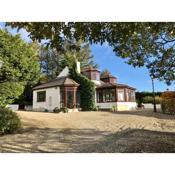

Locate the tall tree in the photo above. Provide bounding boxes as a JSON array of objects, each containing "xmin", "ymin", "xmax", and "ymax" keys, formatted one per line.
[
  {"xmin": 0, "ymin": 29, "xmax": 40, "ymax": 107},
  {"xmin": 100, "ymin": 69, "xmax": 111, "ymax": 77},
  {"xmin": 8, "ymin": 22, "xmax": 175, "ymax": 85},
  {"xmin": 39, "ymin": 40, "xmax": 98, "ymax": 81}
]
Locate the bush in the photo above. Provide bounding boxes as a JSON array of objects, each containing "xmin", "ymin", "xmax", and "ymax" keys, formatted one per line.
[
  {"xmin": 142, "ymin": 96, "xmax": 162, "ymax": 104},
  {"xmin": 155, "ymin": 96, "xmax": 162, "ymax": 104},
  {"xmin": 61, "ymin": 107, "xmax": 68, "ymax": 113},
  {"xmin": 53, "ymin": 107, "xmax": 60, "ymax": 113},
  {"xmin": 0, "ymin": 108, "xmax": 21, "ymax": 135},
  {"xmin": 93, "ymin": 106, "xmax": 100, "ymax": 111},
  {"xmin": 142, "ymin": 96, "xmax": 153, "ymax": 103},
  {"xmin": 161, "ymin": 91, "xmax": 175, "ymax": 115},
  {"xmin": 44, "ymin": 109, "xmax": 49, "ymax": 112},
  {"xmin": 136, "ymin": 91, "xmax": 162, "ymax": 104},
  {"xmin": 111, "ymin": 105, "xmax": 117, "ymax": 112}
]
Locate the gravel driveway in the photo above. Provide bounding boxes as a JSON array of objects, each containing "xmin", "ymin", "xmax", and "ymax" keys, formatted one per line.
[{"xmin": 0, "ymin": 110, "xmax": 175, "ymax": 153}]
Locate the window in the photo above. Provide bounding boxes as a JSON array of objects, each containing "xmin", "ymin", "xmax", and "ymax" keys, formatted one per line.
[
  {"xmin": 128, "ymin": 91, "xmax": 135, "ymax": 102},
  {"xmin": 91, "ymin": 72, "xmax": 100, "ymax": 80},
  {"xmin": 118, "ymin": 89, "xmax": 125, "ymax": 101},
  {"xmin": 97, "ymin": 89, "xmax": 116, "ymax": 103},
  {"xmin": 37, "ymin": 91, "xmax": 46, "ymax": 102}
]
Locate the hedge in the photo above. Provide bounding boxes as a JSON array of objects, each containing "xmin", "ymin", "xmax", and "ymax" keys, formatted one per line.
[
  {"xmin": 142, "ymin": 96, "xmax": 162, "ymax": 104},
  {"xmin": 161, "ymin": 91, "xmax": 175, "ymax": 115},
  {"xmin": 0, "ymin": 107, "xmax": 21, "ymax": 135}
]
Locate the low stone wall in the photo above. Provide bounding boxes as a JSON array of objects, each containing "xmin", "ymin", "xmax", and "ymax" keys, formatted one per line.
[
  {"xmin": 7, "ymin": 104, "xmax": 19, "ymax": 111},
  {"xmin": 96, "ymin": 102, "xmax": 137, "ymax": 111},
  {"xmin": 142, "ymin": 103, "xmax": 161, "ymax": 109}
]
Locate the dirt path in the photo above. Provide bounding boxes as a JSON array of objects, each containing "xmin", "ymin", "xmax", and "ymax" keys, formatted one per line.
[{"xmin": 0, "ymin": 110, "xmax": 175, "ymax": 152}]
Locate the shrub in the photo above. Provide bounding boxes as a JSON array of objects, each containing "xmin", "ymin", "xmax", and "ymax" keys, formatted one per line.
[
  {"xmin": 136, "ymin": 91, "xmax": 162, "ymax": 104},
  {"xmin": 161, "ymin": 91, "xmax": 175, "ymax": 115},
  {"xmin": 61, "ymin": 107, "xmax": 68, "ymax": 113},
  {"xmin": 93, "ymin": 106, "xmax": 100, "ymax": 111},
  {"xmin": 0, "ymin": 108, "xmax": 21, "ymax": 135},
  {"xmin": 142, "ymin": 96, "xmax": 153, "ymax": 103},
  {"xmin": 111, "ymin": 105, "xmax": 117, "ymax": 112},
  {"xmin": 53, "ymin": 107, "xmax": 60, "ymax": 113},
  {"xmin": 44, "ymin": 109, "xmax": 49, "ymax": 112},
  {"xmin": 155, "ymin": 96, "xmax": 162, "ymax": 104},
  {"xmin": 142, "ymin": 95, "xmax": 162, "ymax": 104}
]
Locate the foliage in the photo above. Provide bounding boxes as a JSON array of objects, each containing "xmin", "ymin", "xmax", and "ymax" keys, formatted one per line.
[
  {"xmin": 93, "ymin": 106, "xmax": 100, "ymax": 111},
  {"xmin": 100, "ymin": 69, "xmax": 111, "ymax": 77},
  {"xmin": 39, "ymin": 40, "xmax": 98, "ymax": 81},
  {"xmin": 0, "ymin": 82, "xmax": 24, "ymax": 108},
  {"xmin": 136, "ymin": 91, "xmax": 162, "ymax": 105},
  {"xmin": 111, "ymin": 105, "xmax": 117, "ymax": 112},
  {"xmin": 44, "ymin": 109, "xmax": 49, "ymax": 112},
  {"xmin": 60, "ymin": 107, "xmax": 68, "ymax": 113},
  {"xmin": 13, "ymin": 84, "xmax": 33, "ymax": 108},
  {"xmin": 142, "ymin": 96, "xmax": 162, "ymax": 104},
  {"xmin": 155, "ymin": 96, "xmax": 162, "ymax": 104},
  {"xmin": 7, "ymin": 22, "xmax": 175, "ymax": 84},
  {"xmin": 161, "ymin": 91, "xmax": 175, "ymax": 115},
  {"xmin": 69, "ymin": 64, "xmax": 95, "ymax": 111},
  {"xmin": 0, "ymin": 29, "xmax": 40, "ymax": 107},
  {"xmin": 53, "ymin": 107, "xmax": 60, "ymax": 113},
  {"xmin": 142, "ymin": 96, "xmax": 153, "ymax": 104},
  {"xmin": 0, "ymin": 107, "xmax": 21, "ymax": 135}
]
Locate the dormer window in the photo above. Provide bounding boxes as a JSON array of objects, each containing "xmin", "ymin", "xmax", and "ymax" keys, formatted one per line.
[
  {"xmin": 81, "ymin": 67, "xmax": 100, "ymax": 81},
  {"xmin": 100, "ymin": 74, "xmax": 117, "ymax": 84},
  {"xmin": 91, "ymin": 72, "xmax": 100, "ymax": 80}
]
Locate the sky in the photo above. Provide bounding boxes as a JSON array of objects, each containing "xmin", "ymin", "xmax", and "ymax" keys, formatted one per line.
[{"xmin": 0, "ymin": 22, "xmax": 174, "ymax": 92}]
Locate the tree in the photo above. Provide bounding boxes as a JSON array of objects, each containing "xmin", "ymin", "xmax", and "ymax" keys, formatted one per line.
[
  {"xmin": 100, "ymin": 69, "xmax": 111, "ymax": 77},
  {"xmin": 0, "ymin": 29, "xmax": 40, "ymax": 107},
  {"xmin": 39, "ymin": 40, "xmax": 98, "ymax": 81},
  {"xmin": 7, "ymin": 22, "xmax": 175, "ymax": 85},
  {"xmin": 135, "ymin": 91, "xmax": 162, "ymax": 105}
]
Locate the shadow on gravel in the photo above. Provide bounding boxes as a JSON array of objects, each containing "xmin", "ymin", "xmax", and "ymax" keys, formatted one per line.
[
  {"xmin": 80, "ymin": 129, "xmax": 175, "ymax": 153},
  {"xmin": 0, "ymin": 127, "xmax": 107, "ymax": 153},
  {"xmin": 110, "ymin": 110, "xmax": 175, "ymax": 120},
  {"xmin": 0, "ymin": 127, "xmax": 175, "ymax": 153}
]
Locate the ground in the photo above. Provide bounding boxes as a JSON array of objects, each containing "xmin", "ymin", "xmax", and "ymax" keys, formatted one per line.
[{"xmin": 0, "ymin": 110, "xmax": 175, "ymax": 153}]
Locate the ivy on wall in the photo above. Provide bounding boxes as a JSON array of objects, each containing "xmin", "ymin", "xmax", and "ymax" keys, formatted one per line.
[{"xmin": 69, "ymin": 65, "xmax": 95, "ymax": 111}]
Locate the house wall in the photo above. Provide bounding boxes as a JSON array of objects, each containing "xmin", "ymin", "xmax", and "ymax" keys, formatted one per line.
[
  {"xmin": 33, "ymin": 87, "xmax": 60, "ymax": 111},
  {"xmin": 7, "ymin": 104, "xmax": 19, "ymax": 111},
  {"xmin": 96, "ymin": 102, "xmax": 137, "ymax": 111}
]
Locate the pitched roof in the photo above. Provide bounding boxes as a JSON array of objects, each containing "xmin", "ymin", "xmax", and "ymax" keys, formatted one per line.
[
  {"xmin": 33, "ymin": 76, "xmax": 79, "ymax": 90},
  {"xmin": 100, "ymin": 74, "xmax": 116, "ymax": 79},
  {"xmin": 81, "ymin": 67, "xmax": 100, "ymax": 72},
  {"xmin": 96, "ymin": 81, "xmax": 136, "ymax": 90}
]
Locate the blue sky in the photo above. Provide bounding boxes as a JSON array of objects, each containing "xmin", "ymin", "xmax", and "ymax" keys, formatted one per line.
[
  {"xmin": 0, "ymin": 22, "xmax": 174, "ymax": 92},
  {"xmin": 91, "ymin": 44, "xmax": 175, "ymax": 92}
]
